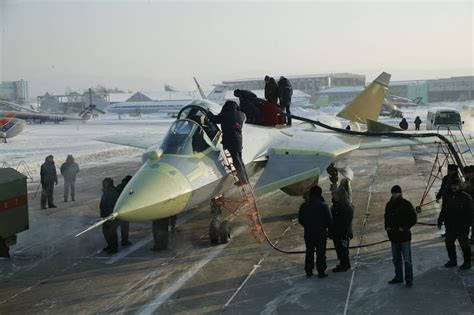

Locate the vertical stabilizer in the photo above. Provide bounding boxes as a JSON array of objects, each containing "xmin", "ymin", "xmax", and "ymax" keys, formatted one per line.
[
  {"xmin": 206, "ymin": 84, "xmax": 230, "ymax": 105},
  {"xmin": 193, "ymin": 77, "xmax": 207, "ymax": 99},
  {"xmin": 337, "ymin": 72, "xmax": 391, "ymax": 124}
]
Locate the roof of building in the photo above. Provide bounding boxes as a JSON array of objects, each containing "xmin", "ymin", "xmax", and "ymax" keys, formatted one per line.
[
  {"xmin": 316, "ymin": 86, "xmax": 365, "ymax": 94},
  {"xmin": 135, "ymin": 90, "xmax": 199, "ymax": 101},
  {"xmin": 223, "ymin": 73, "xmax": 364, "ymax": 83},
  {"xmin": 225, "ymin": 89, "xmax": 311, "ymax": 99},
  {"xmin": 108, "ymin": 93, "xmax": 135, "ymax": 103}
]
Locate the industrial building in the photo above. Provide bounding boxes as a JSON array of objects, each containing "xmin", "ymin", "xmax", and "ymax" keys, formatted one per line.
[
  {"xmin": 222, "ymin": 73, "xmax": 366, "ymax": 97},
  {"xmin": 316, "ymin": 75, "xmax": 474, "ymax": 104},
  {"xmin": 0, "ymin": 80, "xmax": 29, "ymax": 105}
]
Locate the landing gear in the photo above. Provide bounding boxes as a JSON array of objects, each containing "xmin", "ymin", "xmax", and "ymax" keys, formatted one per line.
[
  {"xmin": 209, "ymin": 198, "xmax": 231, "ymax": 245},
  {"xmin": 151, "ymin": 218, "xmax": 169, "ymax": 251}
]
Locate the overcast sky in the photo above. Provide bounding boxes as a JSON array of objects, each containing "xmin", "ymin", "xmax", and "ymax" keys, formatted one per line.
[{"xmin": 1, "ymin": 0, "xmax": 473, "ymax": 97}]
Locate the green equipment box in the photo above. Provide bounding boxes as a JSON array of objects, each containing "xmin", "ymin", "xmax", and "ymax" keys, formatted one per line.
[{"xmin": 0, "ymin": 168, "xmax": 29, "ymax": 241}]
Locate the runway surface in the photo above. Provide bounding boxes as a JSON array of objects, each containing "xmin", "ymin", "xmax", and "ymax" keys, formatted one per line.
[{"xmin": 1, "ymin": 142, "xmax": 474, "ymax": 314}]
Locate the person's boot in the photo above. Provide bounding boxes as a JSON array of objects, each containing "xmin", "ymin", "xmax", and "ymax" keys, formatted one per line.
[
  {"xmin": 459, "ymin": 262, "xmax": 471, "ymax": 270},
  {"xmin": 71, "ymin": 195, "xmax": 75, "ymax": 202},
  {"xmin": 49, "ymin": 204, "xmax": 57, "ymax": 208},
  {"xmin": 444, "ymin": 260, "xmax": 457, "ymax": 268},
  {"xmin": 64, "ymin": 197, "xmax": 67, "ymax": 202},
  {"xmin": 388, "ymin": 278, "xmax": 403, "ymax": 284},
  {"xmin": 121, "ymin": 240, "xmax": 132, "ymax": 246}
]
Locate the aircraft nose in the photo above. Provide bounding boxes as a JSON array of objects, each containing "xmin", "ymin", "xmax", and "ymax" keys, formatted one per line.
[{"xmin": 114, "ymin": 162, "xmax": 192, "ymax": 221}]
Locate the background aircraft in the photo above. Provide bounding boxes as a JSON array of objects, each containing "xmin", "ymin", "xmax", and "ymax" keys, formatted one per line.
[{"xmin": 0, "ymin": 117, "xmax": 26, "ymax": 143}]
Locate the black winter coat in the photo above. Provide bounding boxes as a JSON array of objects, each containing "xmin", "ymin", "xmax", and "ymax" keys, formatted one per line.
[
  {"xmin": 436, "ymin": 174, "xmax": 459, "ymax": 201},
  {"xmin": 298, "ymin": 197, "xmax": 332, "ymax": 240},
  {"xmin": 278, "ymin": 77, "xmax": 293, "ymax": 104},
  {"xmin": 208, "ymin": 104, "xmax": 244, "ymax": 152},
  {"xmin": 330, "ymin": 200, "xmax": 354, "ymax": 240},
  {"xmin": 384, "ymin": 196, "xmax": 417, "ymax": 242},
  {"xmin": 264, "ymin": 78, "xmax": 278, "ymax": 103},
  {"xmin": 438, "ymin": 191, "xmax": 473, "ymax": 230},
  {"xmin": 237, "ymin": 90, "xmax": 260, "ymax": 123},
  {"xmin": 100, "ymin": 186, "xmax": 119, "ymax": 218},
  {"xmin": 40, "ymin": 161, "xmax": 58, "ymax": 185}
]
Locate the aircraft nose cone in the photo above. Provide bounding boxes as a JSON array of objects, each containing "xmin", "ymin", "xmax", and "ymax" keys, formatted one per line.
[{"xmin": 114, "ymin": 162, "xmax": 192, "ymax": 221}]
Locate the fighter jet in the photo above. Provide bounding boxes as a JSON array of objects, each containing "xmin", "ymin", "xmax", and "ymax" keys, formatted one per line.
[{"xmin": 77, "ymin": 72, "xmax": 464, "ymax": 242}]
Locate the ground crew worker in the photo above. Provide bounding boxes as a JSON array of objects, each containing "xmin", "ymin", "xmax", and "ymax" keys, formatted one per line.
[
  {"xmin": 100, "ymin": 177, "xmax": 119, "ymax": 254},
  {"xmin": 116, "ymin": 175, "xmax": 132, "ymax": 246},
  {"xmin": 207, "ymin": 100, "xmax": 248, "ymax": 185},
  {"xmin": 298, "ymin": 185, "xmax": 332, "ymax": 278},
  {"xmin": 399, "ymin": 118, "xmax": 408, "ymax": 130},
  {"xmin": 462, "ymin": 165, "xmax": 474, "ymax": 243},
  {"xmin": 264, "ymin": 75, "xmax": 278, "ymax": 104},
  {"xmin": 330, "ymin": 186, "xmax": 354, "ymax": 272},
  {"xmin": 384, "ymin": 185, "xmax": 417, "ymax": 288},
  {"xmin": 233, "ymin": 89, "xmax": 261, "ymax": 125},
  {"xmin": 326, "ymin": 163, "xmax": 338, "ymax": 193},
  {"xmin": 437, "ymin": 164, "xmax": 459, "ymax": 204},
  {"xmin": 438, "ymin": 177, "xmax": 472, "ymax": 270},
  {"xmin": 40, "ymin": 154, "xmax": 58, "ymax": 209},
  {"xmin": 278, "ymin": 76, "xmax": 293, "ymax": 126},
  {"xmin": 414, "ymin": 116, "xmax": 422, "ymax": 131},
  {"xmin": 60, "ymin": 155, "xmax": 79, "ymax": 202}
]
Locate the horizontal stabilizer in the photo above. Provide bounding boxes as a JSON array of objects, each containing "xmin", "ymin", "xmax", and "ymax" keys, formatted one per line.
[
  {"xmin": 366, "ymin": 119, "xmax": 402, "ymax": 132},
  {"xmin": 254, "ymin": 148, "xmax": 332, "ymax": 196},
  {"xmin": 337, "ymin": 72, "xmax": 391, "ymax": 124},
  {"xmin": 75, "ymin": 213, "xmax": 117, "ymax": 237}
]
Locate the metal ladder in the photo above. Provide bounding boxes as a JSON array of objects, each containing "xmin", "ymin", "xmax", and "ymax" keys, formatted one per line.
[
  {"xmin": 214, "ymin": 149, "xmax": 266, "ymax": 243},
  {"xmin": 416, "ymin": 126, "xmax": 473, "ymax": 212}
]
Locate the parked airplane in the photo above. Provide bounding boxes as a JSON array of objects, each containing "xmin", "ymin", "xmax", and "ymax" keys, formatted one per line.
[
  {"xmin": 0, "ymin": 117, "xmax": 26, "ymax": 143},
  {"xmin": 0, "ymin": 104, "xmax": 99, "ymax": 124},
  {"xmin": 78, "ymin": 72, "xmax": 468, "ymax": 245}
]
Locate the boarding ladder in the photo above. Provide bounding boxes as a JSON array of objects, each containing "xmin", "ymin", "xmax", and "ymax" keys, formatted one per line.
[
  {"xmin": 214, "ymin": 149, "xmax": 266, "ymax": 243},
  {"xmin": 416, "ymin": 126, "xmax": 473, "ymax": 212}
]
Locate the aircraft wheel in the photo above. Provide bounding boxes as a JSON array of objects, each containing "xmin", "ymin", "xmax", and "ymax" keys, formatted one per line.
[
  {"xmin": 415, "ymin": 206, "xmax": 422, "ymax": 213},
  {"xmin": 209, "ymin": 219, "xmax": 220, "ymax": 244},
  {"xmin": 219, "ymin": 220, "xmax": 231, "ymax": 244}
]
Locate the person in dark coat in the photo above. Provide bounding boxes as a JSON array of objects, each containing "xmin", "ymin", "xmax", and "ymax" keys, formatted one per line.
[
  {"xmin": 100, "ymin": 177, "xmax": 119, "ymax": 254},
  {"xmin": 330, "ymin": 186, "xmax": 354, "ymax": 272},
  {"xmin": 116, "ymin": 175, "xmax": 132, "ymax": 246},
  {"xmin": 207, "ymin": 101, "xmax": 248, "ymax": 184},
  {"xmin": 298, "ymin": 185, "xmax": 332, "ymax": 278},
  {"xmin": 438, "ymin": 177, "xmax": 473, "ymax": 270},
  {"xmin": 399, "ymin": 118, "xmax": 408, "ymax": 130},
  {"xmin": 40, "ymin": 154, "xmax": 58, "ymax": 209},
  {"xmin": 264, "ymin": 75, "xmax": 278, "ymax": 104},
  {"xmin": 60, "ymin": 155, "xmax": 79, "ymax": 202},
  {"xmin": 436, "ymin": 164, "xmax": 459, "ymax": 204},
  {"xmin": 233, "ymin": 89, "xmax": 261, "ymax": 124},
  {"xmin": 384, "ymin": 185, "xmax": 417, "ymax": 288},
  {"xmin": 278, "ymin": 76, "xmax": 293, "ymax": 126},
  {"xmin": 414, "ymin": 116, "xmax": 422, "ymax": 131},
  {"xmin": 462, "ymin": 165, "xmax": 474, "ymax": 243}
]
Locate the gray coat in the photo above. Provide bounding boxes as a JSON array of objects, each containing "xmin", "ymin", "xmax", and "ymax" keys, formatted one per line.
[{"xmin": 60, "ymin": 162, "xmax": 80, "ymax": 181}]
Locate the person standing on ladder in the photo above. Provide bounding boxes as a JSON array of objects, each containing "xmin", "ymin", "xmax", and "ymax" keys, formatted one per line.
[{"xmin": 207, "ymin": 100, "xmax": 248, "ymax": 185}]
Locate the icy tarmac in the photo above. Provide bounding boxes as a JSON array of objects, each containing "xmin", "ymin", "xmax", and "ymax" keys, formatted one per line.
[{"xmin": 1, "ymin": 109, "xmax": 474, "ymax": 314}]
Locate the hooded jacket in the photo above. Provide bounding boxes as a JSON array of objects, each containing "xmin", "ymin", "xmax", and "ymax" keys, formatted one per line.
[{"xmin": 207, "ymin": 101, "xmax": 244, "ymax": 152}]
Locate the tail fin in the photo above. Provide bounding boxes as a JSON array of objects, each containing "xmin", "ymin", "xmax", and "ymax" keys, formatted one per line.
[
  {"xmin": 193, "ymin": 77, "xmax": 207, "ymax": 99},
  {"xmin": 337, "ymin": 72, "xmax": 391, "ymax": 124},
  {"xmin": 207, "ymin": 84, "xmax": 229, "ymax": 104},
  {"xmin": 412, "ymin": 96, "xmax": 422, "ymax": 104}
]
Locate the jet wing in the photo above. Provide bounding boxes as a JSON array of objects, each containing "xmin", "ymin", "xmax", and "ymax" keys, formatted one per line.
[
  {"xmin": 95, "ymin": 133, "xmax": 166, "ymax": 149},
  {"xmin": 358, "ymin": 132, "xmax": 472, "ymax": 150},
  {"xmin": 254, "ymin": 148, "xmax": 333, "ymax": 197}
]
